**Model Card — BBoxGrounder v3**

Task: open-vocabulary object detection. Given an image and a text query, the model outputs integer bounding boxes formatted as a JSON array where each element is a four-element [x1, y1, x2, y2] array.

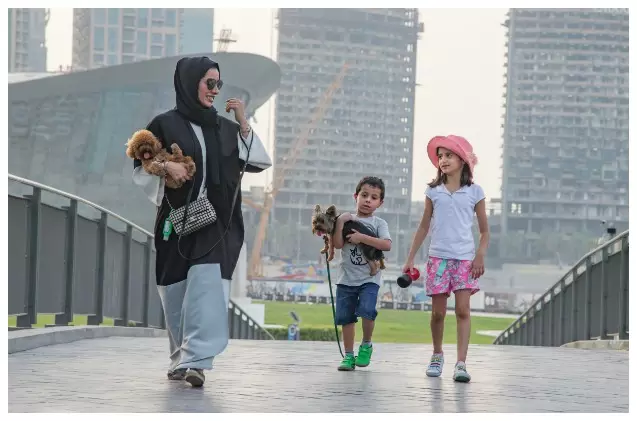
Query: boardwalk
[[8, 337, 628, 413]]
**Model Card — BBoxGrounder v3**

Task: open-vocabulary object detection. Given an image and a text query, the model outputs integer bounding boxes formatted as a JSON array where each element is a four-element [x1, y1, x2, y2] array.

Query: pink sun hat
[[427, 134, 478, 175]]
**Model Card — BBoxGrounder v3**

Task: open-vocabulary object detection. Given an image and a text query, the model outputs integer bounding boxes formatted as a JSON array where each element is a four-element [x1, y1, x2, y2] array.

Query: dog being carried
[[125, 129, 196, 189], [312, 204, 386, 276]]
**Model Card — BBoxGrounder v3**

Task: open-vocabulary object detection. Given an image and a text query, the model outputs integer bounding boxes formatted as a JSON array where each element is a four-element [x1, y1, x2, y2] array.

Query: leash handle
[[323, 235, 345, 358]]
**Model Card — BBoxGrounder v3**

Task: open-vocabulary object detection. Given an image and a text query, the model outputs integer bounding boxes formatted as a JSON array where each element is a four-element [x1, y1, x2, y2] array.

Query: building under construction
[[271, 8, 423, 263], [500, 9, 629, 257]]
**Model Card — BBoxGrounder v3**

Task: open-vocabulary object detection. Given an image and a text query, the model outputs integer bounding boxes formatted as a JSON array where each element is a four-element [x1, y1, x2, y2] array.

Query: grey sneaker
[[426, 353, 444, 377], [185, 368, 205, 387], [167, 368, 187, 380], [453, 362, 471, 383]]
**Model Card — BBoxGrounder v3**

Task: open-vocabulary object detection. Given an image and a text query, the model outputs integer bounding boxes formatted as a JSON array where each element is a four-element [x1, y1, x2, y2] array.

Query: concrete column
[[231, 242, 247, 300]]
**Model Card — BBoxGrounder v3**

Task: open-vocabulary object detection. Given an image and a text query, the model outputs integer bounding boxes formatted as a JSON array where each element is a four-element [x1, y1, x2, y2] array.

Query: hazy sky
[[45, 8, 508, 202]]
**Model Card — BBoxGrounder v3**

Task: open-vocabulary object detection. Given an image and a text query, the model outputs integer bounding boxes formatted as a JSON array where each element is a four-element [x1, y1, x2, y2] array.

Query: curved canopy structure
[[8, 52, 280, 229]]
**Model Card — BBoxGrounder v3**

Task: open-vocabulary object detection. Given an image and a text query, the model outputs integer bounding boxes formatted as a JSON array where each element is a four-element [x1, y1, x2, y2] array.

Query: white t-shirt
[[425, 183, 486, 261]]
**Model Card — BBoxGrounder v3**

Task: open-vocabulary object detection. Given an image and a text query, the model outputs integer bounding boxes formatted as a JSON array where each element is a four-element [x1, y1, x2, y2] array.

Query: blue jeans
[[335, 282, 380, 325]]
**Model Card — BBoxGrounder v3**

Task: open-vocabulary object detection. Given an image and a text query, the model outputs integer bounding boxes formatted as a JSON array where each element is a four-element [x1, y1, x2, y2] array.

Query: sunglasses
[[206, 78, 224, 90]]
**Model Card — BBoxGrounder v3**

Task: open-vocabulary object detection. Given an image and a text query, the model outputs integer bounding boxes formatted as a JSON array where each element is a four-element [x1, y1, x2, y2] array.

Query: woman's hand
[[165, 162, 191, 184], [226, 98, 247, 125]]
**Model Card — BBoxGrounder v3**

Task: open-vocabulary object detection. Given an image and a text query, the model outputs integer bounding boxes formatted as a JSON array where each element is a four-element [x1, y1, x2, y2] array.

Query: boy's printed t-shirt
[[337, 214, 391, 287]]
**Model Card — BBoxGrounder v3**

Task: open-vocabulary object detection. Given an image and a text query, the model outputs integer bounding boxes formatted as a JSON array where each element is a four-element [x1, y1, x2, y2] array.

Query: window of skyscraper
[[93, 53, 104, 65], [150, 45, 163, 57], [107, 54, 118, 65], [151, 32, 163, 44], [123, 16, 135, 27], [123, 28, 135, 41], [165, 34, 177, 56], [93, 27, 105, 51], [136, 31, 148, 55], [165, 9, 177, 27], [151, 8, 163, 27], [137, 9, 148, 27], [108, 28, 118, 53], [108, 9, 119, 25], [94, 9, 106, 25]]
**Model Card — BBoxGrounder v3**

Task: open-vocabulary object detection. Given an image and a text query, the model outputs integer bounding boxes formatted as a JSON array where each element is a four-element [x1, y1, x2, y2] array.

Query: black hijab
[[173, 56, 222, 188]]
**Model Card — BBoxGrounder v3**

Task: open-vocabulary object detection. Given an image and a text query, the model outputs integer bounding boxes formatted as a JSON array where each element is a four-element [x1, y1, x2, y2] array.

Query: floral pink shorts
[[425, 256, 480, 297]]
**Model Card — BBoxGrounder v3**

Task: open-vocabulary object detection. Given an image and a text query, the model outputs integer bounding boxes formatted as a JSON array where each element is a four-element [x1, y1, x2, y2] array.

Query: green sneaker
[[337, 354, 356, 371], [355, 343, 373, 367]]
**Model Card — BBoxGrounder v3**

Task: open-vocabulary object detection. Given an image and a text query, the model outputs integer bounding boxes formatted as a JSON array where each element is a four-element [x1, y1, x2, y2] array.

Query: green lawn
[[8, 314, 115, 328], [257, 301, 516, 344], [8, 302, 517, 345]]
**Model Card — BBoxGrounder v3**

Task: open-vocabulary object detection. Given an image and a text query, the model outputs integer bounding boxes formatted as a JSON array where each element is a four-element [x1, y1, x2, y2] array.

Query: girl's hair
[[428, 164, 473, 188]]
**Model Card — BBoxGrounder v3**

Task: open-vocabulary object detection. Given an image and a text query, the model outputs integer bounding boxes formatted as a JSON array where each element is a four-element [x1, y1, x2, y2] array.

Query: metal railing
[[494, 230, 629, 346], [8, 174, 273, 340]]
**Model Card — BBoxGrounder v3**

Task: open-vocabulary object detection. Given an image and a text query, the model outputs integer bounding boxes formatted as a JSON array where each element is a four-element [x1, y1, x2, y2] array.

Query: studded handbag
[[166, 190, 217, 236]]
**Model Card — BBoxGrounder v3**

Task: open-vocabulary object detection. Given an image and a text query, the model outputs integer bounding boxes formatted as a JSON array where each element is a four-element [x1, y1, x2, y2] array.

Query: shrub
[[267, 326, 341, 342]]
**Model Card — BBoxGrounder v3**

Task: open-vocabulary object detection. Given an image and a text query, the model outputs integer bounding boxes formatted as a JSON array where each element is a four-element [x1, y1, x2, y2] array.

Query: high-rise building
[[8, 8, 48, 73], [72, 8, 214, 70], [500, 9, 629, 255], [272, 8, 422, 263], [180, 9, 215, 54]]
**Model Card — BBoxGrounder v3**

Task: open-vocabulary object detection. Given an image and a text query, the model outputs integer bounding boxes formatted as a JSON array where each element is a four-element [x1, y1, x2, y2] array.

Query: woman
[[132, 56, 271, 387]]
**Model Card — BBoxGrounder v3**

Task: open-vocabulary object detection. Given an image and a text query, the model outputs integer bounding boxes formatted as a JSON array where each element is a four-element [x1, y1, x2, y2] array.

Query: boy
[[331, 176, 392, 371]]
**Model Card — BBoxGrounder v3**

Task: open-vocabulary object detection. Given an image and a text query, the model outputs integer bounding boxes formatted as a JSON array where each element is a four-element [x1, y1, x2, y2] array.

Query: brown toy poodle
[[125, 129, 196, 189]]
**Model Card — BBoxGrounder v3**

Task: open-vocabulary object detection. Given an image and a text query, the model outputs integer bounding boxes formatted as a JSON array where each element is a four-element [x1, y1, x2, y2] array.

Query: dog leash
[[323, 235, 345, 358]]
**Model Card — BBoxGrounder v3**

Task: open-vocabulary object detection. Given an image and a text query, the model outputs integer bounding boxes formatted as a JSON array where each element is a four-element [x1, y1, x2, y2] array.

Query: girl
[[403, 135, 489, 383]]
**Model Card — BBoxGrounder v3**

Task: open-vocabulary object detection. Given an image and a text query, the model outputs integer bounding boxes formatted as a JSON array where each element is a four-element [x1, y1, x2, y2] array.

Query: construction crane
[[246, 62, 350, 279], [215, 28, 236, 52], [242, 197, 263, 211]]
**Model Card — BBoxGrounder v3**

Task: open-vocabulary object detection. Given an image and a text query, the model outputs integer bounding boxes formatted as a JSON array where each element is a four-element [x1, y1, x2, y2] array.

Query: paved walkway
[[9, 338, 628, 412]]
